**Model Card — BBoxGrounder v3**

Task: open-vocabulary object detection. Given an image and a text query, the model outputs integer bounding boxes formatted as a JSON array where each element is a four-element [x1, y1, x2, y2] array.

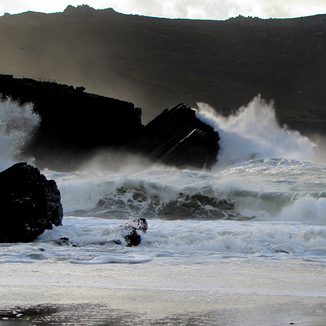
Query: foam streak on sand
[[0, 259, 326, 325]]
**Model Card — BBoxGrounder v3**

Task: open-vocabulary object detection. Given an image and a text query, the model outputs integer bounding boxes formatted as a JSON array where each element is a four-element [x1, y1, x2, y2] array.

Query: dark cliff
[[0, 75, 220, 170], [0, 74, 143, 169], [131, 103, 220, 169]]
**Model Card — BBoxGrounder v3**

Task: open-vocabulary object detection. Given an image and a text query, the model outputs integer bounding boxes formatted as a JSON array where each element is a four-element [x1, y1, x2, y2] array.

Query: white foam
[[70, 254, 152, 264], [0, 215, 325, 264], [196, 96, 316, 167], [278, 196, 326, 225], [43, 156, 326, 227], [0, 98, 40, 171]]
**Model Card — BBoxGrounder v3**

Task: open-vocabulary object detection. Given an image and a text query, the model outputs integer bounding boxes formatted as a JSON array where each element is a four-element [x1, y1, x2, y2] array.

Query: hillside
[[0, 5, 325, 135]]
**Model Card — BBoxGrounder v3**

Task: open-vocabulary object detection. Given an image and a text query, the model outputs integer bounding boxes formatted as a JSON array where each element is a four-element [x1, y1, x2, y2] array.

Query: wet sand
[[0, 258, 326, 325]]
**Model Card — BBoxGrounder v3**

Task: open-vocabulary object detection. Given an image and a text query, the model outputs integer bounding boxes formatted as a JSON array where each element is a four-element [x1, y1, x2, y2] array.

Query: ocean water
[[1, 95, 326, 267], [1, 96, 326, 326]]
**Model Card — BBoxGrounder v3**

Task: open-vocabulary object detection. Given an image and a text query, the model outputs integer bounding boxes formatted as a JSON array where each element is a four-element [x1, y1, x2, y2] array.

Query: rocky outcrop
[[107, 218, 148, 246], [0, 75, 144, 170], [121, 218, 148, 246], [0, 76, 220, 170], [0, 162, 63, 242], [130, 103, 220, 169]]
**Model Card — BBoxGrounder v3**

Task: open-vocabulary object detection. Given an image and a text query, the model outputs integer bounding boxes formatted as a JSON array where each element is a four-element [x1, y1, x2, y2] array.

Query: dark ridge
[[0, 75, 220, 171], [0, 7, 325, 135], [0, 74, 143, 169], [131, 103, 220, 170]]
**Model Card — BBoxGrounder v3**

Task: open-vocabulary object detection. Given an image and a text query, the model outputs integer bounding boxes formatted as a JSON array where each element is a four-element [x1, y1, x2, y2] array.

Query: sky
[[0, 0, 325, 20]]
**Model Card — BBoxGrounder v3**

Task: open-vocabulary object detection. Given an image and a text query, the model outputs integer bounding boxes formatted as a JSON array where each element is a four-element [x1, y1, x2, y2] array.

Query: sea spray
[[196, 96, 316, 167], [0, 98, 40, 171], [44, 157, 326, 225]]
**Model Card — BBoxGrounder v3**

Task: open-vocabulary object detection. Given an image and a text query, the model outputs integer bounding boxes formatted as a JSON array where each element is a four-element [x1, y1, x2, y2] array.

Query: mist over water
[[0, 98, 40, 171], [196, 96, 316, 167]]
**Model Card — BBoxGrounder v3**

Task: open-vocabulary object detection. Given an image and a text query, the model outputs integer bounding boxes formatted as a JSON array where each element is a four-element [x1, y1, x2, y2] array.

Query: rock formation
[[0, 76, 220, 170], [121, 218, 148, 246], [0, 75, 144, 170], [131, 103, 220, 169], [0, 162, 63, 242], [108, 218, 148, 246]]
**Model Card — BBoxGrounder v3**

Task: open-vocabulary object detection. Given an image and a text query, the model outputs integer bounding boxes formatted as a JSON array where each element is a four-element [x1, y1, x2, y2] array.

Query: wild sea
[[1, 96, 326, 264]]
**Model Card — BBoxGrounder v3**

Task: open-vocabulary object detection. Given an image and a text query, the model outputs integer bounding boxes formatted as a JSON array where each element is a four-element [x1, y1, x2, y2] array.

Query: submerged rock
[[0, 162, 63, 242], [116, 225, 142, 247], [131, 103, 220, 169], [55, 218, 148, 247], [54, 237, 77, 247], [116, 218, 148, 246]]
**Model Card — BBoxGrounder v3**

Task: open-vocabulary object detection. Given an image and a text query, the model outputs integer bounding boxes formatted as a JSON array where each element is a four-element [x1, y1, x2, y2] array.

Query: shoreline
[[0, 294, 325, 325], [1, 258, 326, 325]]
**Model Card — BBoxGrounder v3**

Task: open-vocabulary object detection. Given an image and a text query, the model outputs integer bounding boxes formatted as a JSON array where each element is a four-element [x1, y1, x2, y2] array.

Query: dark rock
[[130, 103, 220, 169], [157, 193, 236, 220], [0, 75, 144, 170], [54, 237, 77, 247], [119, 225, 142, 247], [0, 75, 219, 171], [82, 218, 148, 247], [0, 162, 63, 242], [109, 218, 148, 246], [118, 218, 148, 246]]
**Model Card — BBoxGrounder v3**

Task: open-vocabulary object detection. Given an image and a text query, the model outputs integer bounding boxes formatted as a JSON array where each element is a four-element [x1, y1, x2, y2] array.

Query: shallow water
[[0, 258, 326, 325]]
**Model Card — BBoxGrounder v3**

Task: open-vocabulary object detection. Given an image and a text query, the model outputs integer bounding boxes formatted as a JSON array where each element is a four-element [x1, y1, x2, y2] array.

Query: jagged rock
[[116, 218, 148, 246], [54, 237, 77, 247], [131, 103, 220, 169], [118, 225, 142, 247], [0, 75, 220, 170], [0, 162, 63, 242], [0, 75, 144, 170]]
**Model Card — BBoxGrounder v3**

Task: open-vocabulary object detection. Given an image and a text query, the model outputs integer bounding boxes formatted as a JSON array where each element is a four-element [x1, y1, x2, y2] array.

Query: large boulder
[[0, 162, 63, 242], [130, 103, 220, 169]]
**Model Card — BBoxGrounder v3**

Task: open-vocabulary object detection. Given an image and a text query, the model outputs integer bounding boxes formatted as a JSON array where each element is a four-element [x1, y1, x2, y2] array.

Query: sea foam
[[196, 96, 316, 167], [0, 98, 40, 171]]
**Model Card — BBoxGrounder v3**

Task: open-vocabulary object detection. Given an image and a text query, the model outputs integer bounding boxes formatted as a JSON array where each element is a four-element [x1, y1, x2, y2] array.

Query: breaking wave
[[196, 95, 316, 167], [44, 157, 326, 226], [1, 95, 326, 264]]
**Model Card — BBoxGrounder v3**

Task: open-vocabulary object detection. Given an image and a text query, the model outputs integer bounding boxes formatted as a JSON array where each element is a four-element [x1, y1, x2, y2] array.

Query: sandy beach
[[1, 257, 326, 325]]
